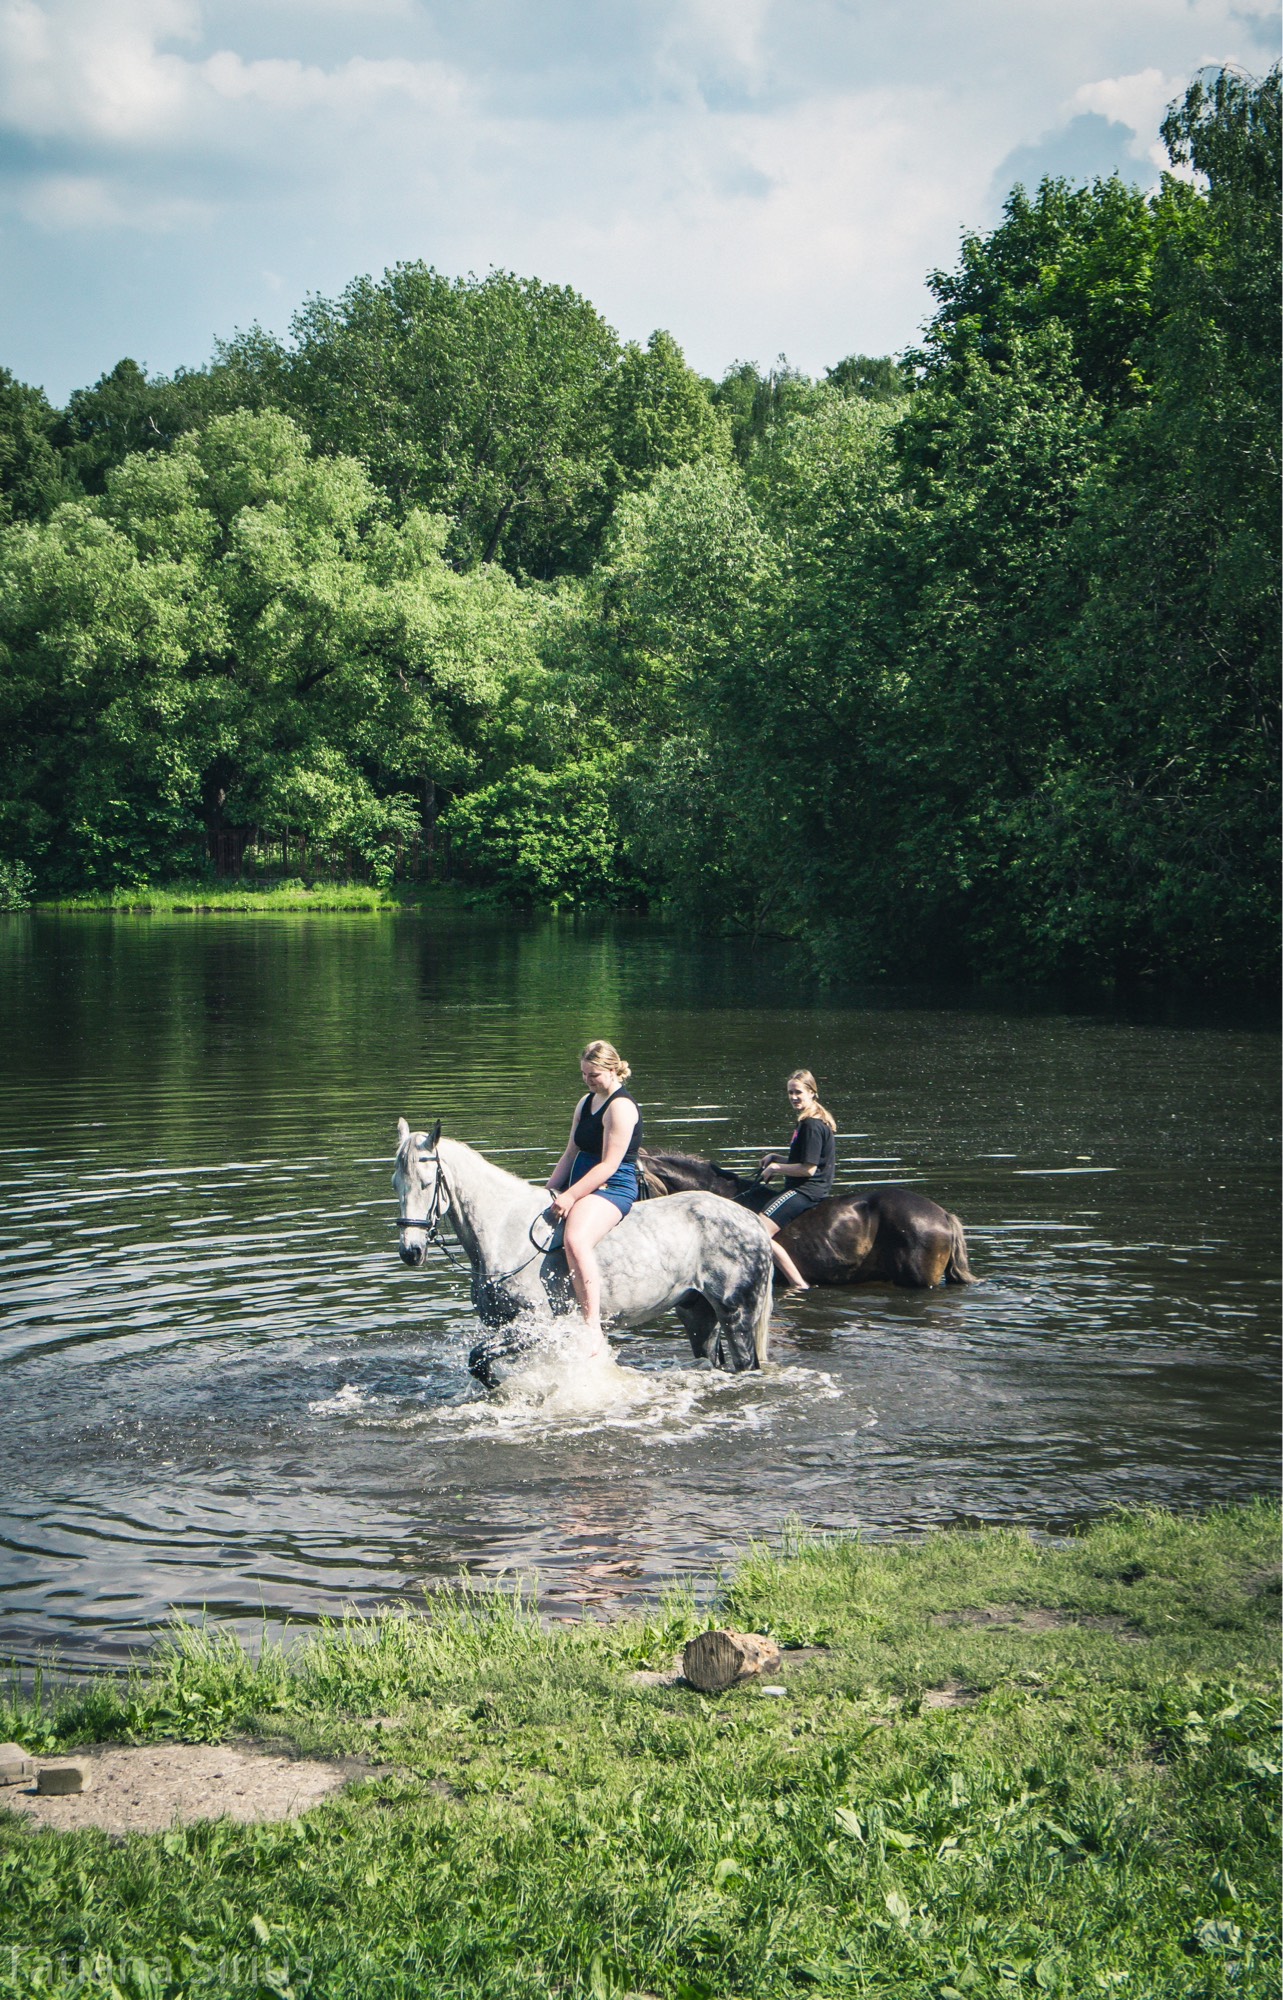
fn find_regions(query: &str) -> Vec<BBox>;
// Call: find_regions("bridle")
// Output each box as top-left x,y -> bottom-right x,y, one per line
395,1141 -> 560,1276
396,1145 -> 467,1268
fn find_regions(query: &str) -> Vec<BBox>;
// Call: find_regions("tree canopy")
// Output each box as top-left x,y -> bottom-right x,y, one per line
2,65 -> 1277,989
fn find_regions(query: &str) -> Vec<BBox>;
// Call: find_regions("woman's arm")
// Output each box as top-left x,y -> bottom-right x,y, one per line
762,1119 -> 822,1180
545,1100 -> 587,1193
550,1098 -> 638,1210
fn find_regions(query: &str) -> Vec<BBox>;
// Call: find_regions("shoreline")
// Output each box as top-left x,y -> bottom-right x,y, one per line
2,1503 -> 1278,1997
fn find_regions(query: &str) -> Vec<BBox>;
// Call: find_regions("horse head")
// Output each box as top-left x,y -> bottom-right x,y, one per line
393,1115 -> 445,1266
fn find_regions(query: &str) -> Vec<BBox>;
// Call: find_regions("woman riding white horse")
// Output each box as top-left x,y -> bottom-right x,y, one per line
543,1040 -> 642,1353
393,1120 -> 774,1385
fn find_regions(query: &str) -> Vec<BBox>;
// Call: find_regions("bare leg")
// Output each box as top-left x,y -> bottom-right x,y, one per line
761,1216 -> 809,1290
563,1194 -> 624,1342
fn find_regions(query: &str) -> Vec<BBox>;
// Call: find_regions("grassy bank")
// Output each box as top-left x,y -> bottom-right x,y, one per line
37,879 -> 399,913
1,1504 -> 1278,1999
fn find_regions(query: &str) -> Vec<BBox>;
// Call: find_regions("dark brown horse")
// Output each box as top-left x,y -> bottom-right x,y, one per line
637,1149 -> 974,1289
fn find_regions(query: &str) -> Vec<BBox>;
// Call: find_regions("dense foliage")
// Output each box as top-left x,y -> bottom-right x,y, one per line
1,68 -> 1276,987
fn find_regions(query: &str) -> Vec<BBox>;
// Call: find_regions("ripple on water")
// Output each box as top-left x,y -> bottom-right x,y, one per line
0,913 -> 1277,1665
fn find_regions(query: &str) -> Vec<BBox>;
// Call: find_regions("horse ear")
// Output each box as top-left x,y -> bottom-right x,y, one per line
428,1119 -> 442,1149
397,1116 -> 410,1149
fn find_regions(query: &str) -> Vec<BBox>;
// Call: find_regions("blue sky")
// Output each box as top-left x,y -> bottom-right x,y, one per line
1,0 -> 1278,403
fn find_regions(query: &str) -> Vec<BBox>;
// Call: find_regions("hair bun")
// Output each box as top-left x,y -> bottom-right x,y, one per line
581,1038 -> 630,1081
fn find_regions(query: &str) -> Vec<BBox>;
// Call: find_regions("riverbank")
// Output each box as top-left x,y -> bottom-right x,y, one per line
36,879 -> 401,912
1,1504 -> 1278,1999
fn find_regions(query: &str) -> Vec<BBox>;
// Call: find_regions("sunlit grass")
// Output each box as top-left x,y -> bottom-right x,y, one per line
40,878 -> 397,912
1,1504 -> 1278,1998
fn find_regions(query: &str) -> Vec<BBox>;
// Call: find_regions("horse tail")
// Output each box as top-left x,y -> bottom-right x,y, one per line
752,1245 -> 773,1366
944,1211 -> 975,1284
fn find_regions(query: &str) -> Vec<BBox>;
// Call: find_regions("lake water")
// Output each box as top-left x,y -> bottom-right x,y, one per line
1,910 -> 1278,1669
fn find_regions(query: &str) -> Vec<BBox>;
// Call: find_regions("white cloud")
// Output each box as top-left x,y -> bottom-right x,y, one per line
15,167 -> 210,229
407,84 -> 997,371
199,50 -> 467,116
0,0 -> 199,140
0,0 -> 467,142
655,0 -> 774,98
1068,65 -> 1189,167
2,0 -> 1278,397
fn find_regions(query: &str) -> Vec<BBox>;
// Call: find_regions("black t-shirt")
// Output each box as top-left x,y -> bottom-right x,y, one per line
787,1116 -> 835,1201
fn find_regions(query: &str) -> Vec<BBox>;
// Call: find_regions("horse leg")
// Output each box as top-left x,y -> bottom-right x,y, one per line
467,1322 -> 541,1388
887,1225 -> 952,1287
709,1265 -> 772,1373
674,1291 -> 720,1363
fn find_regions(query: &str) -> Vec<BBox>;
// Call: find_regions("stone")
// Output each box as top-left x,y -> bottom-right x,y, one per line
37,1764 -> 92,1795
0,1743 -> 36,1786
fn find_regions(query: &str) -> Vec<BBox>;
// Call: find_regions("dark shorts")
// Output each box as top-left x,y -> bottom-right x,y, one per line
737,1184 -> 820,1228
570,1152 -> 637,1216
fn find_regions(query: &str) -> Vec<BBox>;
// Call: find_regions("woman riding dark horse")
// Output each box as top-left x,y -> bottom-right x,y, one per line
737,1069 -> 837,1291
544,1039 -> 643,1353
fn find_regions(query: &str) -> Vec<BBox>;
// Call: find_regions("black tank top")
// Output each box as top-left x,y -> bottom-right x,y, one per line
573,1087 -> 643,1163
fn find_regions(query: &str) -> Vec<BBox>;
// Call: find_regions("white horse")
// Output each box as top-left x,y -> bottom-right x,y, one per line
393,1120 -> 773,1384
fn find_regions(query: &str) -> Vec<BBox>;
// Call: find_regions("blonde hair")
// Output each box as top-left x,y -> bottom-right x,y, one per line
581,1038 -> 632,1081
788,1069 -> 836,1129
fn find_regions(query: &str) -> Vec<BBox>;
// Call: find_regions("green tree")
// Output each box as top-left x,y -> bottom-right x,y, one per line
1037,65 -> 1281,982
282,266 -> 620,576
710,359 -> 823,468
444,757 -> 643,906
0,368 -> 66,524
0,412 -> 536,891
607,330 -> 730,495
824,354 -> 907,402
920,174 -> 1184,404
53,352 -> 282,495
284,267 -> 727,576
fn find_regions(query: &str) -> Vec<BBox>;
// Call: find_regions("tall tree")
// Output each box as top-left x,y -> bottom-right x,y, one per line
0,368 -> 67,525
0,412 -> 536,891
282,266 -> 619,575
920,173 -> 1184,405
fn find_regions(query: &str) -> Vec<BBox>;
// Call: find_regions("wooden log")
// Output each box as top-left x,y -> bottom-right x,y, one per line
681,1629 -> 782,1693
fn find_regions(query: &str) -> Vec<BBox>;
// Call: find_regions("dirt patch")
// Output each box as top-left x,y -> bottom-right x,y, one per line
920,1681 -> 977,1710
630,1652 -> 686,1687
931,1605 -> 1143,1639
1,1741 -> 372,1836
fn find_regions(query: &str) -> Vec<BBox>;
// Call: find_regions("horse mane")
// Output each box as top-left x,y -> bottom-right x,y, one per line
433,1134 -> 545,1201
398,1124 -> 542,1203
639,1147 -> 747,1194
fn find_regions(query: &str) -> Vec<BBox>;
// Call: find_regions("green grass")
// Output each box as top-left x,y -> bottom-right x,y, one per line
1,1504 -> 1278,1999
39,878 -> 398,912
